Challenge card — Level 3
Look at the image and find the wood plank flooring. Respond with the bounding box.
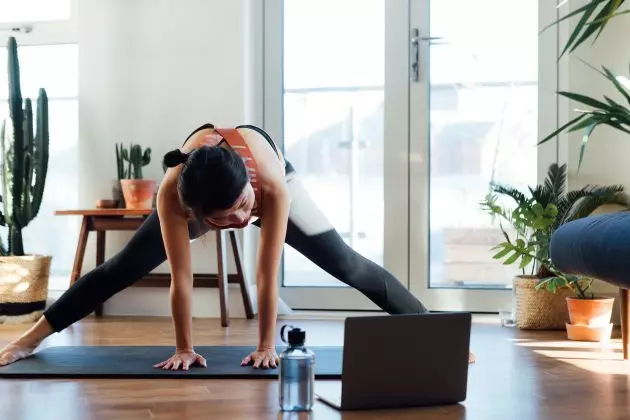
[0,314,629,420]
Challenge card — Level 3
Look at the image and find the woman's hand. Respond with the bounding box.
[154,349,207,371]
[241,347,279,369]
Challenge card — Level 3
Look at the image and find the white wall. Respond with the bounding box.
[76,0,266,317]
[561,0,630,298]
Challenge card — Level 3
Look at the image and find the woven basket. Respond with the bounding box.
[0,254,51,324]
[514,275,574,330]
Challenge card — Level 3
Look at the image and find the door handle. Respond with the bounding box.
[410,28,446,82]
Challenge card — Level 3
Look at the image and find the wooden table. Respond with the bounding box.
[54,208,254,325]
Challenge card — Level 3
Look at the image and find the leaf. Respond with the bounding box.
[601,65,630,105]
[503,251,521,265]
[569,0,626,55]
[492,246,511,260]
[519,254,533,270]
[538,114,587,145]
[578,123,597,171]
[557,91,612,110]
[561,0,607,56]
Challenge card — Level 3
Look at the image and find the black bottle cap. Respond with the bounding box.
[288,327,305,346]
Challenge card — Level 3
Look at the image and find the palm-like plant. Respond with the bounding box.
[543,0,628,58]
[538,1,630,169]
[538,62,630,170]
[480,163,630,298]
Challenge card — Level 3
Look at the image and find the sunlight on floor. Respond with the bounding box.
[514,339,622,351]
[543,356,630,375]
[512,338,630,375]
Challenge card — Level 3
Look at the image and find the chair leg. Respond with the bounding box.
[620,288,629,361]
[215,230,229,327]
[229,230,255,319]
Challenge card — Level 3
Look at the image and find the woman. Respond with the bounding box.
[0,123,455,370]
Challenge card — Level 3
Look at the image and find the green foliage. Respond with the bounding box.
[542,0,628,58]
[0,37,50,256]
[122,143,151,179]
[480,163,630,299]
[539,1,630,169]
[538,62,630,170]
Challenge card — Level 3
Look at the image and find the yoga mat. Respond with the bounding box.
[0,345,343,379]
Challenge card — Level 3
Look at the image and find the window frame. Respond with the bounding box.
[0,0,78,47]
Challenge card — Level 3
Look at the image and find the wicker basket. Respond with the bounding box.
[514,275,574,330]
[0,254,51,324]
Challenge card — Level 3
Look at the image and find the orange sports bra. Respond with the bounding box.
[202,127,262,230]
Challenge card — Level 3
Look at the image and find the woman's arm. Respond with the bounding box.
[156,178,195,352]
[255,183,291,352]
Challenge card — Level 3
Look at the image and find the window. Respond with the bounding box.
[0,0,72,23]
[0,2,78,291]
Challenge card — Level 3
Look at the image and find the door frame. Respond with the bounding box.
[407,0,569,311]
[261,0,569,312]
[261,0,412,310]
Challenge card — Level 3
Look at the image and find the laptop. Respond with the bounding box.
[315,312,471,411]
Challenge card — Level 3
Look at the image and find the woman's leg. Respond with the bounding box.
[0,210,210,366]
[279,173,429,314]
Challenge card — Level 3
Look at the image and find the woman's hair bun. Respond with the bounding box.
[163,149,189,168]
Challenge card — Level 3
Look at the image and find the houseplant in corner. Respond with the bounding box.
[480,163,629,332]
[0,36,52,323]
[120,143,155,209]
[535,0,630,342]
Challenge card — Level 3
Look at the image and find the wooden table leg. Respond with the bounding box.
[216,230,229,327]
[229,230,254,319]
[70,216,90,287]
[95,230,106,316]
[620,288,629,361]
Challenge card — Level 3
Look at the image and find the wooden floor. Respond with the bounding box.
[1,314,629,420]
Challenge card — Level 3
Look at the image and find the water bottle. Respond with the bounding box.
[278,324,315,412]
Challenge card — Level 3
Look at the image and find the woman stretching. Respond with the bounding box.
[0,123,465,370]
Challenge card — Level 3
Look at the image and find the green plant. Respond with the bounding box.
[480,163,630,298]
[539,1,630,169]
[543,0,628,58]
[538,61,630,170]
[0,36,49,257]
[115,143,129,179]
[124,144,151,179]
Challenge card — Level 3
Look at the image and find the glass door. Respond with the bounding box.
[408,0,561,311]
[263,0,412,310]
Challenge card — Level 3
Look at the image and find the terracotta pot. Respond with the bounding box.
[565,296,615,342]
[566,296,614,326]
[120,179,157,209]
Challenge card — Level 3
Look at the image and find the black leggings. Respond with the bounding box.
[43,169,428,332]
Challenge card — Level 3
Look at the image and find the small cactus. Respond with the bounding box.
[123,143,151,179]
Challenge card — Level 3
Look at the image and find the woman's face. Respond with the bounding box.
[204,183,256,227]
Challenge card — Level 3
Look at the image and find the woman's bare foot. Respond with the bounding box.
[0,316,53,367]
[469,352,475,364]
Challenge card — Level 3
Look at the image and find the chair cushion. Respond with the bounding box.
[550,212,630,289]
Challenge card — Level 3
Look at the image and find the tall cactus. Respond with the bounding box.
[0,37,49,256]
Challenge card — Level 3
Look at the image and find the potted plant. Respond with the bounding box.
[0,36,52,323]
[120,143,155,209]
[535,0,630,341]
[480,163,629,332]
[112,143,129,208]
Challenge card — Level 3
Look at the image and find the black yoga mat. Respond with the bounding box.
[0,345,343,379]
